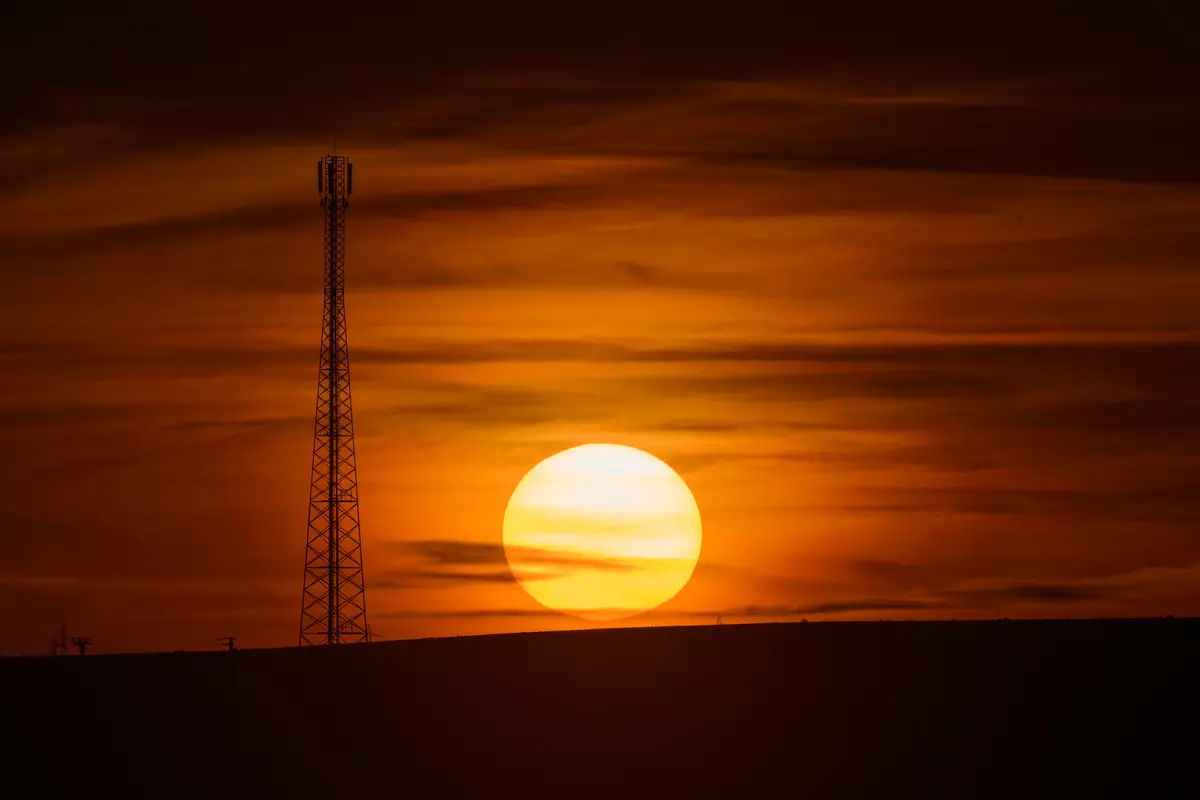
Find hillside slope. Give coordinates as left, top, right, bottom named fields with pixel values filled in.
left=4, top=619, right=1196, bottom=797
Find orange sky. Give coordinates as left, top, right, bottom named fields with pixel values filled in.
left=2, top=9, right=1199, bottom=653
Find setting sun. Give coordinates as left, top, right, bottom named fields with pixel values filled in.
left=502, top=444, right=703, bottom=620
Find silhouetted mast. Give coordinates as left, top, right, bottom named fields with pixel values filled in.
left=299, top=155, right=369, bottom=646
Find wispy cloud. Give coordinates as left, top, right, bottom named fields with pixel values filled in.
left=374, top=539, right=643, bottom=590
left=713, top=599, right=941, bottom=617
left=942, top=582, right=1116, bottom=605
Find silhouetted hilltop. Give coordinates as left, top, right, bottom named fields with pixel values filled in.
left=4, top=618, right=1196, bottom=798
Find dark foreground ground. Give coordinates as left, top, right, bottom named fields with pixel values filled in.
left=4, top=618, right=1197, bottom=797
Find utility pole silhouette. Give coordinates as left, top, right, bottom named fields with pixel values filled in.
left=299, top=155, right=369, bottom=646
left=71, top=636, right=92, bottom=656
left=51, top=622, right=68, bottom=656
left=217, top=636, right=237, bottom=652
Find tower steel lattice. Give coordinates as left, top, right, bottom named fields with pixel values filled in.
left=299, top=155, right=368, bottom=645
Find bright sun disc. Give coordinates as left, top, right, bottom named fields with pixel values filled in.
left=502, top=443, right=702, bottom=621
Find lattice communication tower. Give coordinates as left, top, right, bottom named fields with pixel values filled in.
left=299, top=155, right=368, bottom=645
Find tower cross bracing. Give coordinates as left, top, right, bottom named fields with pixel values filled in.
left=299, top=155, right=368, bottom=645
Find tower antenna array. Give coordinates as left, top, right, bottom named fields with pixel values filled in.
left=299, top=155, right=368, bottom=645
